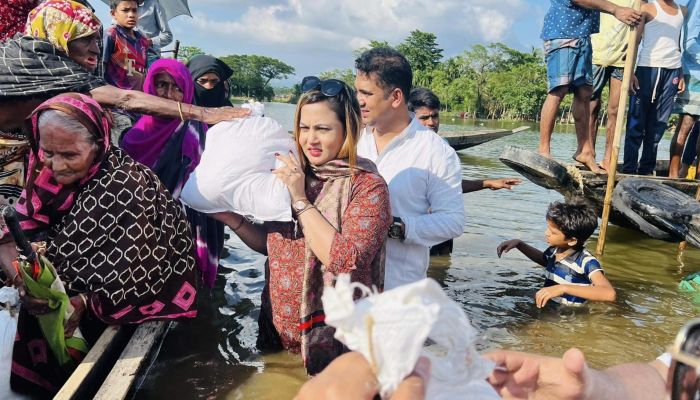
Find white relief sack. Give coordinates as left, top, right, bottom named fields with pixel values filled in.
left=0, top=286, right=19, bottom=399
left=322, top=275, right=499, bottom=400
left=180, top=117, right=295, bottom=222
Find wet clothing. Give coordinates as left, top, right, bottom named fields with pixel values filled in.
left=544, top=38, right=593, bottom=92
left=103, top=25, right=148, bottom=91
left=258, top=158, right=391, bottom=375
left=541, top=0, right=600, bottom=41
left=357, top=119, right=464, bottom=290
left=542, top=246, right=603, bottom=306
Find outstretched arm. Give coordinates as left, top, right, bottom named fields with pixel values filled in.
left=485, top=348, right=667, bottom=400
left=497, top=239, right=546, bottom=267
left=462, top=178, right=522, bottom=193
left=89, top=85, right=250, bottom=125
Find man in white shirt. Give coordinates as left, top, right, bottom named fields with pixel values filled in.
left=354, top=48, right=465, bottom=290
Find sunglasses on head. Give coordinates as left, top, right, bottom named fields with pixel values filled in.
left=669, top=318, right=700, bottom=400
left=300, top=76, right=346, bottom=97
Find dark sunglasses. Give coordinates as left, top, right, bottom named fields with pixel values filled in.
left=300, top=76, right=346, bottom=97
left=670, top=318, right=700, bottom=400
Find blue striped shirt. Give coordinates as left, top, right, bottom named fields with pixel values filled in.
left=542, top=246, right=603, bottom=305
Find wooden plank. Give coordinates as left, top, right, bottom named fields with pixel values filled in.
left=54, top=326, right=120, bottom=400
left=93, top=321, right=168, bottom=400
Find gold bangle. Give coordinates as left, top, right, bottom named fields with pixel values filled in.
left=230, top=217, right=246, bottom=231
left=177, top=102, right=185, bottom=122
left=296, top=204, right=315, bottom=217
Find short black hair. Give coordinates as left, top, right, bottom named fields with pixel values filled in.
left=110, top=0, right=137, bottom=10
left=408, top=87, right=440, bottom=112
left=546, top=201, right=598, bottom=249
left=354, top=47, right=412, bottom=100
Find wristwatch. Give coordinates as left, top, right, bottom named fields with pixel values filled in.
left=292, top=198, right=313, bottom=215
left=387, top=217, right=405, bottom=240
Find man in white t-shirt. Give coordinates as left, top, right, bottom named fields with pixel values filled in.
left=353, top=48, right=465, bottom=290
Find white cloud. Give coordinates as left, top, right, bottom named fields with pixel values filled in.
left=185, top=0, right=530, bottom=54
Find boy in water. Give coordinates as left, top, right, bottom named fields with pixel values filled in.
left=497, top=202, right=616, bottom=307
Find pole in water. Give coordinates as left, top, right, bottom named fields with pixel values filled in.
left=596, top=0, right=642, bottom=256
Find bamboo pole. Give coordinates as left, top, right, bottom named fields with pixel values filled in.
left=596, top=0, right=642, bottom=256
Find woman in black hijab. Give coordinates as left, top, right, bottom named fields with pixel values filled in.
left=187, top=55, right=233, bottom=108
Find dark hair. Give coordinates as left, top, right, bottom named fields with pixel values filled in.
left=110, top=0, right=137, bottom=10
left=546, top=201, right=598, bottom=249
left=408, top=87, right=440, bottom=112
left=354, top=47, right=412, bottom=100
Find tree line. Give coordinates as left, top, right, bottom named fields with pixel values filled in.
left=177, top=46, right=295, bottom=101
left=178, top=33, right=597, bottom=121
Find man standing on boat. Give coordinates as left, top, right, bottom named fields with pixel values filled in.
left=539, top=0, right=641, bottom=174
left=588, top=0, right=637, bottom=172
left=669, top=0, right=700, bottom=178
left=408, top=87, right=521, bottom=256
left=354, top=49, right=465, bottom=289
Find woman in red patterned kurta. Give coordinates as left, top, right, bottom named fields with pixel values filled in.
left=215, top=77, right=391, bottom=375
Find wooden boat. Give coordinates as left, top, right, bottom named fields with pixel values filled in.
left=499, top=145, right=700, bottom=230
left=55, top=321, right=169, bottom=400
left=442, top=126, right=528, bottom=151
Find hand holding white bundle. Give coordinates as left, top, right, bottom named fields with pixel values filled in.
left=322, top=275, right=499, bottom=399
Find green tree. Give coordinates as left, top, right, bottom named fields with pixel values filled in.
left=177, top=45, right=205, bottom=64
left=319, top=68, right=355, bottom=86
left=396, top=30, right=443, bottom=73
left=353, top=40, right=392, bottom=57
left=220, top=54, right=295, bottom=100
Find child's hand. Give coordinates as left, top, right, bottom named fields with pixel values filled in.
left=535, top=285, right=564, bottom=308
left=497, top=239, right=521, bottom=258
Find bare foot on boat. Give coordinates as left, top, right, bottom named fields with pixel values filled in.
left=572, top=154, right=603, bottom=174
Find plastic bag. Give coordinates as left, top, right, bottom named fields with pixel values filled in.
left=322, top=275, right=499, bottom=400
left=180, top=117, right=295, bottom=222
left=241, top=100, right=265, bottom=117
left=0, top=286, right=19, bottom=399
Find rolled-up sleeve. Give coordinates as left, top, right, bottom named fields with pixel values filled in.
left=402, top=146, right=465, bottom=247
left=327, top=174, right=392, bottom=278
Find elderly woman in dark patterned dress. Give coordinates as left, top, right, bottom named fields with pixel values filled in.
left=214, top=78, right=392, bottom=375
left=0, top=93, right=197, bottom=397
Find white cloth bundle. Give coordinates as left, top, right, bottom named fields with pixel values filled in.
left=0, top=287, right=18, bottom=399
left=322, top=275, right=499, bottom=399
left=180, top=117, right=295, bottom=222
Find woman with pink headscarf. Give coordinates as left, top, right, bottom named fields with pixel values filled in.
left=122, top=59, right=224, bottom=289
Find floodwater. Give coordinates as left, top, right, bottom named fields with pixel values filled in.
left=136, top=103, right=700, bottom=399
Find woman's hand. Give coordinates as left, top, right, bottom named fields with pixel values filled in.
left=65, top=295, right=87, bottom=337
left=14, top=275, right=52, bottom=315
left=273, top=151, right=307, bottom=201
left=203, top=106, right=250, bottom=125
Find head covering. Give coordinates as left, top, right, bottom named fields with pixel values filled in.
left=187, top=54, right=234, bottom=107
left=16, top=93, right=110, bottom=238
left=25, top=0, right=101, bottom=55
left=121, top=58, right=203, bottom=173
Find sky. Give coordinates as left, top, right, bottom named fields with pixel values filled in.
left=89, top=0, right=552, bottom=86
